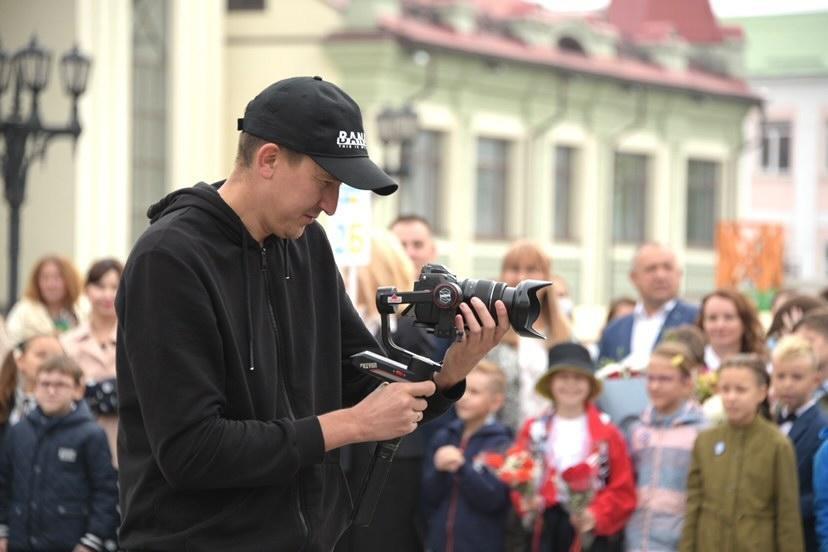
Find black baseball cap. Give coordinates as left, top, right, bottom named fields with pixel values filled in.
left=237, top=76, right=398, bottom=196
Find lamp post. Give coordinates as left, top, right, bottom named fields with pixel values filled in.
left=0, top=36, right=91, bottom=311
left=376, top=104, right=419, bottom=178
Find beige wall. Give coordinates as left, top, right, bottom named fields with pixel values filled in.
left=0, top=0, right=79, bottom=305
left=222, top=0, right=343, bottom=174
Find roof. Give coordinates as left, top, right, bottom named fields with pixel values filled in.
left=606, top=0, right=742, bottom=44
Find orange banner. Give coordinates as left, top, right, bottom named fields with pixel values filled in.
left=716, top=222, right=784, bottom=292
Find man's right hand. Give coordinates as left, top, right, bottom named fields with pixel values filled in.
left=319, top=379, right=435, bottom=451
left=0, top=537, right=7, bottom=552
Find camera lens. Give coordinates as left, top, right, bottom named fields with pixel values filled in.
left=460, top=279, right=549, bottom=338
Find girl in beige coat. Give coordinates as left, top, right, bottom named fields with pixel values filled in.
left=680, top=354, right=804, bottom=552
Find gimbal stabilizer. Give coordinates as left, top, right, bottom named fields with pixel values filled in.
left=349, top=286, right=457, bottom=527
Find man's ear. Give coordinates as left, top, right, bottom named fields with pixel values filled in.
left=254, top=143, right=280, bottom=178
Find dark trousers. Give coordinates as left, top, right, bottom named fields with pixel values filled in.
left=505, top=505, right=623, bottom=552
left=336, top=446, right=424, bottom=552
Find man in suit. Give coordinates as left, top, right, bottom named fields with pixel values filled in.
left=597, top=242, right=698, bottom=367
left=772, top=335, right=828, bottom=551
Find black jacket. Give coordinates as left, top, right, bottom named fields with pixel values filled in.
left=116, top=182, right=461, bottom=551
left=0, top=402, right=118, bottom=552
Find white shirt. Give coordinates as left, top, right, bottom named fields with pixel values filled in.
left=546, top=415, right=589, bottom=473
left=625, top=300, right=677, bottom=369
left=518, top=336, right=552, bottom=424
left=704, top=345, right=721, bottom=371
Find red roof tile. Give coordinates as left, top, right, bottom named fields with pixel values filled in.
left=345, top=16, right=758, bottom=102
left=606, top=0, right=731, bottom=44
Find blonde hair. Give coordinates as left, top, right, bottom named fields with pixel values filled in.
left=499, top=240, right=572, bottom=347
left=772, top=334, right=817, bottom=369
left=356, top=231, right=416, bottom=322
left=651, top=341, right=694, bottom=377
left=470, top=359, right=506, bottom=395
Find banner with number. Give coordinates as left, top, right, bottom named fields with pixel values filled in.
left=329, top=187, right=372, bottom=267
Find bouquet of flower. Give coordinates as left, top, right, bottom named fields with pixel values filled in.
left=479, top=448, right=542, bottom=527
left=561, top=460, right=599, bottom=552
left=696, top=371, right=718, bottom=404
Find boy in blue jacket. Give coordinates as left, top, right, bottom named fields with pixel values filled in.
left=423, top=360, right=512, bottom=552
left=0, top=356, right=118, bottom=552
left=773, top=335, right=828, bottom=552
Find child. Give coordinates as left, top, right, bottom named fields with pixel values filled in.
left=626, top=342, right=707, bottom=551
left=680, top=353, right=804, bottom=552
left=0, top=355, right=118, bottom=552
left=423, top=360, right=512, bottom=552
left=1, top=333, right=64, bottom=432
left=772, top=335, right=828, bottom=552
left=511, top=342, right=636, bottom=551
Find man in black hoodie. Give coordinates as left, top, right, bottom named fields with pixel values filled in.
left=115, top=76, right=509, bottom=551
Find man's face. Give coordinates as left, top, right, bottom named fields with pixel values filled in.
left=630, top=245, right=681, bottom=308
left=265, top=153, right=341, bottom=240
left=391, top=220, right=436, bottom=272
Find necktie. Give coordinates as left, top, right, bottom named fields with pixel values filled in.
left=776, top=411, right=797, bottom=425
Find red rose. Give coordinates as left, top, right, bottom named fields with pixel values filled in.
left=561, top=462, right=595, bottom=493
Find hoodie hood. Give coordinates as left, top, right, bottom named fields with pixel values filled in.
left=147, top=181, right=258, bottom=247
left=28, top=399, right=96, bottom=431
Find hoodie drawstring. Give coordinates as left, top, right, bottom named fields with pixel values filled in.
left=242, top=231, right=255, bottom=371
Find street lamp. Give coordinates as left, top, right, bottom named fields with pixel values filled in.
left=376, top=104, right=419, bottom=178
left=0, top=36, right=91, bottom=311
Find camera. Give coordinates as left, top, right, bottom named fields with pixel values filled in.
left=349, top=263, right=550, bottom=527
left=404, top=263, right=550, bottom=339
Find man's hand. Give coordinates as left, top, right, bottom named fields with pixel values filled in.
left=72, top=545, right=94, bottom=552
left=433, top=445, right=465, bottom=473
left=0, top=538, right=7, bottom=552
left=319, top=379, right=435, bottom=451
left=434, top=298, right=510, bottom=390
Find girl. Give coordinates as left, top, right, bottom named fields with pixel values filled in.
left=61, top=258, right=123, bottom=465
left=679, top=354, right=803, bottom=552
left=487, top=241, right=573, bottom=433
left=509, top=342, right=636, bottom=552
left=5, top=255, right=82, bottom=345
left=0, top=333, right=64, bottom=445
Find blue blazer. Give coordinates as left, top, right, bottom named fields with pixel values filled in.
left=788, top=402, right=828, bottom=552
left=597, top=300, right=699, bottom=365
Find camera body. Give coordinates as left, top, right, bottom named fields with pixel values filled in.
left=408, top=263, right=550, bottom=339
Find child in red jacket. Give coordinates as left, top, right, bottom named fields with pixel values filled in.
left=509, top=342, right=636, bottom=552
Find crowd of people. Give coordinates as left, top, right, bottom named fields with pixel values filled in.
left=0, top=74, right=827, bottom=552
left=1, top=225, right=828, bottom=552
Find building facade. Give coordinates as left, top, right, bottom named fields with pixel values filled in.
left=2, top=0, right=759, bottom=340
left=727, top=11, right=828, bottom=288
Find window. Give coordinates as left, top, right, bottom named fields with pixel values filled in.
left=686, top=159, right=720, bottom=248
left=553, top=145, right=577, bottom=241
left=131, top=0, right=169, bottom=244
left=475, top=138, right=509, bottom=239
left=398, top=131, right=444, bottom=234
left=558, top=37, right=586, bottom=55
left=761, top=121, right=791, bottom=174
left=613, top=153, right=648, bottom=243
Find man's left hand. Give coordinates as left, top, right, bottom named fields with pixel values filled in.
left=434, top=297, right=509, bottom=391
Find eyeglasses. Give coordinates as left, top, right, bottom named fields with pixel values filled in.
left=36, top=380, right=74, bottom=391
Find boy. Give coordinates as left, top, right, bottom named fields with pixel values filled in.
left=772, top=335, right=828, bottom=552
left=422, top=360, right=512, bottom=552
left=0, top=356, right=118, bottom=552
left=626, top=341, right=707, bottom=552
left=794, top=308, right=828, bottom=397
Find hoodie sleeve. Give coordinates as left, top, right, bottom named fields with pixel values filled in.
left=118, top=249, right=324, bottom=491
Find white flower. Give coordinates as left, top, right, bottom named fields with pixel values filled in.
left=529, top=419, right=546, bottom=443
